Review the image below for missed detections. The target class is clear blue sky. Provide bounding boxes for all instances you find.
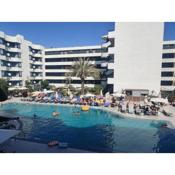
[164,22,175,41]
[0,22,114,48]
[0,22,174,47]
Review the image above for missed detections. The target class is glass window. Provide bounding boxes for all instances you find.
[163,44,175,49]
[161,72,174,77]
[162,62,174,68]
[162,53,175,58]
[161,81,173,86]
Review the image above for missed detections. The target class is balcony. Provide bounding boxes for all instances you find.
[30,76,43,80]
[30,60,43,65]
[101,52,109,58]
[6,66,22,71]
[8,76,22,81]
[30,68,43,72]
[0,43,5,49]
[6,47,21,53]
[30,52,42,58]
[7,57,21,62]
[101,41,111,48]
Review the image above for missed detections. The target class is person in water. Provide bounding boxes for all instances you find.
[73,111,80,116]
[52,111,60,117]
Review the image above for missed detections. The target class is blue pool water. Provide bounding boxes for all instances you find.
[1,102,175,153]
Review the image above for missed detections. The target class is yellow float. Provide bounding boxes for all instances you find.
[81,105,90,111]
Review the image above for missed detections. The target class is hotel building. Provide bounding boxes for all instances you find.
[1,22,174,97]
[0,31,44,87]
[161,40,175,97]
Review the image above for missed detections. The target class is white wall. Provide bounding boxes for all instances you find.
[114,22,164,94]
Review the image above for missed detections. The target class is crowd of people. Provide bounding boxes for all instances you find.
[20,91,172,117]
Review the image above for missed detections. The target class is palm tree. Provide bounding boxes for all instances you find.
[66,58,100,95]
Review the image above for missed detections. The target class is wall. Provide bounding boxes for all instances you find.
[114,22,164,94]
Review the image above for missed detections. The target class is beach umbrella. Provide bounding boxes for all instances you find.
[150,98,169,104]
[84,93,95,97]
[32,91,42,97]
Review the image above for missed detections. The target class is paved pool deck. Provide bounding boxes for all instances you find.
[0,139,91,153]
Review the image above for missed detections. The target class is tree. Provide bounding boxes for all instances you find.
[89,85,103,95]
[0,78,8,101]
[40,80,49,90]
[66,58,100,95]
[25,80,33,92]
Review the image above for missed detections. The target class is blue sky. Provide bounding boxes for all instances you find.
[0,22,174,47]
[0,22,114,48]
[164,22,175,40]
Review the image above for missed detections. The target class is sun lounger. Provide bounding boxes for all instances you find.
[162,109,173,117]
[135,107,142,115]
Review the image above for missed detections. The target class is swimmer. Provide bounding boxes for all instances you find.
[73,111,80,116]
[33,114,37,118]
[52,111,60,117]
[161,123,168,128]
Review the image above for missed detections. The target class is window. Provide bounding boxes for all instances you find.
[45,57,107,62]
[45,65,72,69]
[162,53,175,58]
[45,49,102,55]
[0,38,3,44]
[161,81,173,86]
[161,72,174,77]
[105,69,114,78]
[162,62,174,68]
[47,79,101,84]
[163,44,175,49]
[0,49,4,55]
[46,72,66,76]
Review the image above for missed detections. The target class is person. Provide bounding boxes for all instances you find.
[52,111,60,117]
[73,104,80,116]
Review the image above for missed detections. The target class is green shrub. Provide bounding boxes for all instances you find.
[0,79,8,101]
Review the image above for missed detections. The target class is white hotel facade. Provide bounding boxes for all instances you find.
[1,22,174,96]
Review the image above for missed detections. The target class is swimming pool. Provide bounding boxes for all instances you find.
[1,102,175,153]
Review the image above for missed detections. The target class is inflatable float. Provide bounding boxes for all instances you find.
[48,140,59,147]
[81,105,90,111]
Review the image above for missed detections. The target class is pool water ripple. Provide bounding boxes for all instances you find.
[1,103,175,152]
